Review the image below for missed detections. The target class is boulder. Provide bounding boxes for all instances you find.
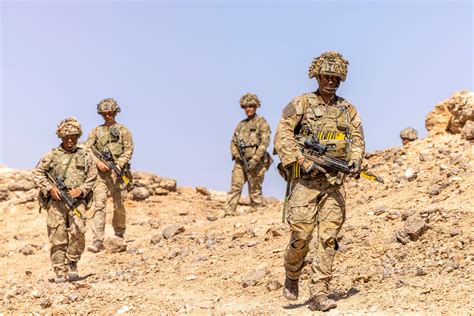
[159,178,177,191]
[130,187,150,200]
[162,224,185,239]
[8,179,36,191]
[242,264,267,287]
[196,186,210,196]
[104,236,127,253]
[404,215,427,241]
[426,91,474,136]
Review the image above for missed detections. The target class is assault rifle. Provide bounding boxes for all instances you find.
[46,173,83,220]
[300,136,384,183]
[234,132,255,187]
[91,147,130,188]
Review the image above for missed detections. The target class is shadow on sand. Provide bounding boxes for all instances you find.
[282,287,359,310]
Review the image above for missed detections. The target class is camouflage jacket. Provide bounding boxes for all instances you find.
[85,123,134,170]
[34,144,97,197]
[274,92,365,169]
[231,115,271,162]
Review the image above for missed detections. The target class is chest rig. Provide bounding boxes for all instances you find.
[238,116,262,159]
[95,125,124,161]
[50,147,88,189]
[298,93,351,161]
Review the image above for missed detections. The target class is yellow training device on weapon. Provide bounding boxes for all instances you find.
[359,171,384,183]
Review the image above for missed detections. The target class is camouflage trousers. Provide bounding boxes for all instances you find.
[90,171,127,242]
[46,200,86,276]
[284,177,346,297]
[224,160,267,214]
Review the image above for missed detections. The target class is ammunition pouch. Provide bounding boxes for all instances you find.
[263,151,273,171]
[37,190,51,212]
[277,163,288,181]
[277,162,302,182]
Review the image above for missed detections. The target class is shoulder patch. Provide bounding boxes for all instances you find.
[282,102,296,118]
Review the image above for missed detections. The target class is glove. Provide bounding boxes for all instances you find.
[348,159,361,176]
[248,159,258,170]
[302,160,327,174]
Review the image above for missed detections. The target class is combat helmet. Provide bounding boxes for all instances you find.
[308,51,349,82]
[56,117,82,138]
[240,93,261,108]
[97,98,121,114]
[400,127,418,141]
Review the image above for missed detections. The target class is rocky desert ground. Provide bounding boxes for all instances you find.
[0,91,473,314]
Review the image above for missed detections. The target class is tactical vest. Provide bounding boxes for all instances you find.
[50,147,88,189]
[95,125,124,161]
[238,116,263,159]
[298,93,351,160]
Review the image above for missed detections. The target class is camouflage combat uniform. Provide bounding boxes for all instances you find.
[86,122,134,242]
[224,93,272,215]
[34,118,97,279]
[274,52,365,304]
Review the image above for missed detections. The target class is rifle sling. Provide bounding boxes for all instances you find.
[62,153,75,179]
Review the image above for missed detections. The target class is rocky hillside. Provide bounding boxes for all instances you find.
[0,91,472,314]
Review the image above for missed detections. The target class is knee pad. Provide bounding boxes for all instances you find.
[290,231,312,250]
[291,239,307,250]
[324,237,339,250]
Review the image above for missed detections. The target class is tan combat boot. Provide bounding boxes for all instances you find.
[282,276,299,301]
[67,261,79,281]
[308,294,337,312]
[87,240,105,253]
[53,274,66,284]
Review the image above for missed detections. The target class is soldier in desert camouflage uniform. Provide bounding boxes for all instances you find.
[274,52,365,311]
[400,127,418,145]
[223,93,272,217]
[86,98,134,253]
[34,117,97,283]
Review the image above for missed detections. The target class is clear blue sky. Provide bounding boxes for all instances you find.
[1,0,472,198]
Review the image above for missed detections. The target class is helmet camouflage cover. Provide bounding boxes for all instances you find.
[308,51,349,82]
[97,98,121,114]
[400,127,418,140]
[56,117,82,138]
[240,93,261,108]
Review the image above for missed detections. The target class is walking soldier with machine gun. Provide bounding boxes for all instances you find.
[274,52,365,311]
[86,98,134,253]
[223,93,272,217]
[34,117,97,283]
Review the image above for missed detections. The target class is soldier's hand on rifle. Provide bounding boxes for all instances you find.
[348,159,361,176]
[300,158,314,173]
[97,160,111,173]
[248,159,258,170]
[68,188,83,199]
[299,157,327,174]
[50,187,61,201]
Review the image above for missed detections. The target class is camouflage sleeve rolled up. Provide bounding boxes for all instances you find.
[116,126,134,170]
[230,123,241,160]
[33,151,55,196]
[78,148,98,196]
[253,117,271,161]
[346,104,365,164]
[274,97,306,168]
